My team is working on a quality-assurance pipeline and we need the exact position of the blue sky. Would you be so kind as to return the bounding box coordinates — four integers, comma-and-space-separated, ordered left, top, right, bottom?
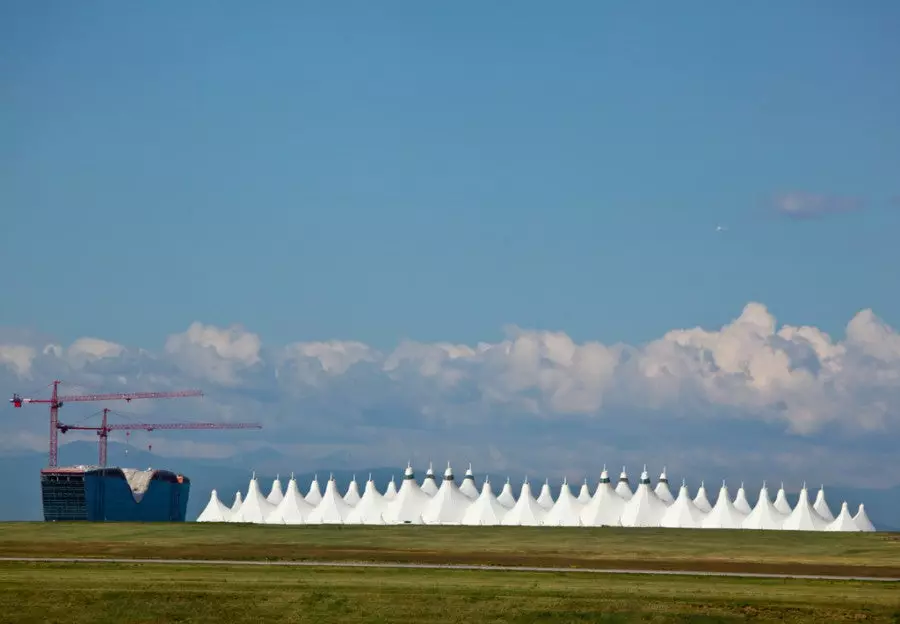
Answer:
2, 3, 900, 488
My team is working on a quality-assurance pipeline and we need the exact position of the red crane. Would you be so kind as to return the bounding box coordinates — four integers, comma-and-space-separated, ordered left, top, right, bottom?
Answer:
59, 408, 262, 467
10, 379, 204, 467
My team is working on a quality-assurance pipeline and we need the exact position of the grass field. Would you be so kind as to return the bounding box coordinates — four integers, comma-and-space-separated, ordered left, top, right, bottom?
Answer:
0, 561, 897, 624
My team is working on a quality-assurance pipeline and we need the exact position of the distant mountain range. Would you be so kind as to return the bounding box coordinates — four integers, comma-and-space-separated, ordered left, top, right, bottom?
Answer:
1, 442, 897, 530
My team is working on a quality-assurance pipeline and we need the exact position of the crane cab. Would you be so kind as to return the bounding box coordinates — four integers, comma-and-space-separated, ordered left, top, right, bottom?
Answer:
10, 394, 23, 408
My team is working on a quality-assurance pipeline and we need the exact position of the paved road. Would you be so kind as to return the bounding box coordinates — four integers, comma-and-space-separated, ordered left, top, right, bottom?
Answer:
1, 557, 897, 582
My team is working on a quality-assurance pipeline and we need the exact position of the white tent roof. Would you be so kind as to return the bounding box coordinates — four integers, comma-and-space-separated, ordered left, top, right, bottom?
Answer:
654, 468, 675, 506
459, 464, 479, 500
544, 479, 584, 527
197, 489, 231, 522
229, 474, 276, 524
496, 478, 516, 509
304, 476, 323, 506
693, 482, 712, 513
267, 475, 316, 525
620, 468, 667, 527
461, 478, 508, 526
382, 463, 430, 524
230, 491, 243, 515
421, 462, 439, 497
853, 503, 876, 532
813, 486, 834, 522
383, 477, 398, 501
345, 475, 388, 525
701, 483, 747, 529
343, 476, 362, 507
307, 476, 354, 524
536, 479, 555, 510
422, 463, 472, 525
741, 483, 785, 530
577, 479, 592, 504
773, 483, 792, 515
782, 485, 827, 531
732, 483, 752, 515
581, 467, 624, 527
825, 502, 862, 532
501, 479, 547, 526
659, 482, 705, 528
266, 476, 284, 506
615, 467, 633, 501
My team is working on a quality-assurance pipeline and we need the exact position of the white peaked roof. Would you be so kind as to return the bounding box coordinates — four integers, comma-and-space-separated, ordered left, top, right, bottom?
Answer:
421, 463, 439, 497
813, 486, 834, 522
536, 479, 555, 509
853, 504, 876, 532
693, 481, 712, 513
659, 481, 705, 528
615, 467, 633, 501
461, 478, 508, 526
230, 491, 243, 515
501, 479, 547, 526
701, 483, 747, 529
654, 468, 675, 506
825, 502, 862, 532
266, 476, 284, 506
581, 467, 624, 527
304, 476, 323, 506
496, 478, 516, 509
345, 475, 388, 525
382, 464, 430, 524
383, 477, 398, 501
197, 489, 231, 522
307, 476, 354, 524
732, 483, 752, 515
343, 476, 362, 507
773, 483, 792, 515
422, 464, 472, 525
267, 475, 316, 525
459, 464, 479, 500
620, 468, 667, 528
544, 478, 584, 527
741, 483, 785, 530
230, 474, 276, 523
782, 485, 827, 531
577, 479, 592, 504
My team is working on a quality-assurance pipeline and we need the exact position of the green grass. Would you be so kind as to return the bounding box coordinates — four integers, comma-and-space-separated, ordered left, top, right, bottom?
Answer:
1, 523, 899, 578
0, 562, 897, 624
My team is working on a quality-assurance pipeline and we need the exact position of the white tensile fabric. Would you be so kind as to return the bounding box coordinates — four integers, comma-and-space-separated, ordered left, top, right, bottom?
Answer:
383, 477, 398, 501
654, 468, 675, 506
459, 464, 480, 500
307, 476, 354, 524
382, 464, 430, 524
345, 475, 388, 525
741, 483, 786, 530
421, 463, 439, 497
659, 481, 705, 528
197, 489, 231, 522
701, 483, 747, 529
577, 479, 592, 504
461, 478, 508, 526
229, 475, 276, 523
230, 491, 243, 516
304, 476, 323, 506
496, 478, 517, 509
581, 468, 624, 527
693, 482, 713, 513
266, 476, 284, 506
773, 484, 792, 515
267, 476, 316, 525
615, 467, 633, 501
620, 468, 667, 528
853, 504, 876, 532
501, 479, 547, 526
782, 485, 827, 531
536, 479, 555, 510
813, 486, 834, 522
544, 479, 584, 527
825, 502, 862, 532
732, 483, 752, 515
343, 477, 362, 507
422, 464, 473, 525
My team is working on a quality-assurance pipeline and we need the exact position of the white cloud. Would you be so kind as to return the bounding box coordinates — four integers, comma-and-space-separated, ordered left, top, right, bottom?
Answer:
164, 322, 262, 385
0, 345, 37, 377
772, 192, 863, 219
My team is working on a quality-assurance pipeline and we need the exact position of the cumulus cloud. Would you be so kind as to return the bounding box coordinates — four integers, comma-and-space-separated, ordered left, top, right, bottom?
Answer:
772, 192, 864, 219
1, 303, 899, 485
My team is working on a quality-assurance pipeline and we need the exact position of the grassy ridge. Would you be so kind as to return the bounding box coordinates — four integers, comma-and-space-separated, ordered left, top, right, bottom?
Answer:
0, 562, 897, 624
0, 523, 898, 577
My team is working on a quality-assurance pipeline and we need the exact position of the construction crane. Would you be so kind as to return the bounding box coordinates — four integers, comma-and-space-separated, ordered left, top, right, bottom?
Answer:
10, 380, 204, 467
58, 408, 262, 467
